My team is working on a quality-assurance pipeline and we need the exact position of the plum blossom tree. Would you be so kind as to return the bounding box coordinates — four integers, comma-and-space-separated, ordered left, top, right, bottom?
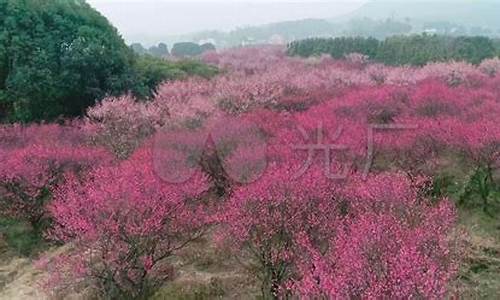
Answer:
218, 168, 458, 299
291, 202, 457, 298
40, 145, 211, 299
0, 124, 112, 229
479, 57, 500, 77
85, 95, 168, 159
217, 164, 339, 298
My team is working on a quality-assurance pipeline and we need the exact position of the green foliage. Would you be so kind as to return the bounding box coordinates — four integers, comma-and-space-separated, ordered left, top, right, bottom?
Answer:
130, 42, 147, 56
288, 34, 500, 66
0, 217, 46, 257
200, 43, 216, 53
458, 166, 500, 216
288, 36, 379, 59
131, 55, 184, 99
493, 38, 500, 56
451, 36, 497, 65
131, 42, 170, 58
132, 56, 218, 99
0, 0, 136, 122
174, 60, 219, 79
149, 43, 169, 57
171, 42, 203, 57
376, 35, 497, 66
430, 173, 458, 199
0, 1, 220, 122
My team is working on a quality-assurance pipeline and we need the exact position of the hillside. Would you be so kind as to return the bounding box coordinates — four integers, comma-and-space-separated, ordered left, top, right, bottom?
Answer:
340, 0, 500, 30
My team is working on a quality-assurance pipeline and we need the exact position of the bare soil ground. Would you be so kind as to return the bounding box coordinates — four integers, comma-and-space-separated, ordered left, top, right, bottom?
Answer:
0, 238, 47, 300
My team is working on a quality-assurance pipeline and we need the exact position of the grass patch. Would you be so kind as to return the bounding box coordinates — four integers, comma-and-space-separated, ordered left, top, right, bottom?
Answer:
420, 166, 500, 297
150, 278, 225, 300
454, 208, 500, 298
0, 217, 47, 257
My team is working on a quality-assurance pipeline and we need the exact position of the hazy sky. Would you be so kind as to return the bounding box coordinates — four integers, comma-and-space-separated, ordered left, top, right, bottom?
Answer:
87, 1, 368, 44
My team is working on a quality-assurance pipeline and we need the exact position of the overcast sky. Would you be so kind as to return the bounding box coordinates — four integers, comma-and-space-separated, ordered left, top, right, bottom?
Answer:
87, 1, 368, 44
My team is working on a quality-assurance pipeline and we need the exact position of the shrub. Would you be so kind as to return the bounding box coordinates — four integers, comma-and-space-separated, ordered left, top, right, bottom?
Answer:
152, 115, 267, 196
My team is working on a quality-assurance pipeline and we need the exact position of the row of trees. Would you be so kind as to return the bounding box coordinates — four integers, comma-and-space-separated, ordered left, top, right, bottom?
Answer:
171, 42, 216, 57
0, 0, 217, 122
131, 42, 169, 58
130, 41, 216, 58
288, 34, 500, 66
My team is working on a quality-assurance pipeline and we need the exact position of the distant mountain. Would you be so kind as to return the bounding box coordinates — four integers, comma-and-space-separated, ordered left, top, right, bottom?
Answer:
339, 0, 500, 30
185, 19, 338, 48
161, 17, 415, 48
235, 18, 336, 40
139, 1, 500, 49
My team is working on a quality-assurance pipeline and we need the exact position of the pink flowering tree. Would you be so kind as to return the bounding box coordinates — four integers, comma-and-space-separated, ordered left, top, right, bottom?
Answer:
344, 52, 370, 68
479, 57, 500, 77
218, 166, 458, 299
152, 114, 268, 197
217, 164, 341, 299
444, 120, 500, 213
0, 124, 112, 230
292, 204, 457, 298
290, 173, 458, 298
85, 95, 168, 159
40, 145, 211, 299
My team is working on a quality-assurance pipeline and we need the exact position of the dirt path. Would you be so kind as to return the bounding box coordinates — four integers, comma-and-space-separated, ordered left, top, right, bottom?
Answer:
0, 240, 47, 300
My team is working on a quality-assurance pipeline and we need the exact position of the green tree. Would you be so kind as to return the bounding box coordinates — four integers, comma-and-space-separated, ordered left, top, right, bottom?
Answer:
148, 42, 169, 58
0, 0, 136, 122
452, 36, 496, 65
130, 42, 147, 55
200, 43, 216, 53
171, 42, 203, 57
